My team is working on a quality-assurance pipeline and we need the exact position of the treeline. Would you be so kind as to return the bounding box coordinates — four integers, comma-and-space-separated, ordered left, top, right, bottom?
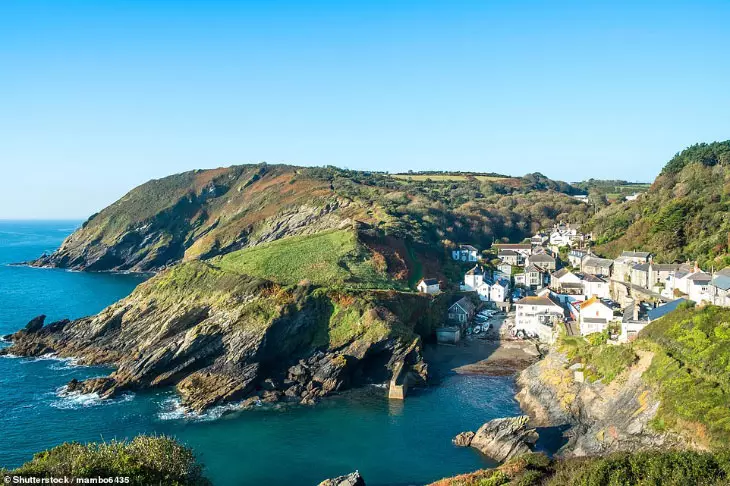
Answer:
302, 166, 591, 249
587, 140, 730, 268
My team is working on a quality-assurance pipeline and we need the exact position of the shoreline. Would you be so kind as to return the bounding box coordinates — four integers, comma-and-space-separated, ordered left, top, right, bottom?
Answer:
6, 261, 156, 277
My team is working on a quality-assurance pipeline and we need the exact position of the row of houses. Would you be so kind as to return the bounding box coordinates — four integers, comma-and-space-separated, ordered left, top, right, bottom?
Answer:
513, 286, 688, 344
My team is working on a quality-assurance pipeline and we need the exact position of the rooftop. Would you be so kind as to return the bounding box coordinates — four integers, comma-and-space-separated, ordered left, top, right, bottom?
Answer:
516, 295, 561, 307
495, 243, 531, 250
621, 251, 652, 259
420, 278, 439, 286
647, 298, 688, 321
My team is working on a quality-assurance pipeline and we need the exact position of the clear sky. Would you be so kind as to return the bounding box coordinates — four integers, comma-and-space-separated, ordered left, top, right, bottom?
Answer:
2, 1, 729, 219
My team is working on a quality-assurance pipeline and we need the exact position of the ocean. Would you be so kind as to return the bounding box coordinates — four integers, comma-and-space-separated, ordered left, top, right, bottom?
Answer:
0, 221, 522, 486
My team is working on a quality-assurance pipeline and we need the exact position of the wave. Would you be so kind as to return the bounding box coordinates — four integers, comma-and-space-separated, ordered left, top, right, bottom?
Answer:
50, 386, 135, 410
157, 397, 251, 422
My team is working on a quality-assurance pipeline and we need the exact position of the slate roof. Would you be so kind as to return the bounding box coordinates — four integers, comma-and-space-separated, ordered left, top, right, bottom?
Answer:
420, 278, 439, 286
498, 249, 519, 256
459, 244, 478, 251
465, 265, 484, 276
583, 256, 613, 268
687, 272, 711, 283
530, 253, 555, 263
449, 296, 476, 314
581, 274, 606, 283
632, 263, 650, 272
712, 274, 730, 291
647, 298, 688, 321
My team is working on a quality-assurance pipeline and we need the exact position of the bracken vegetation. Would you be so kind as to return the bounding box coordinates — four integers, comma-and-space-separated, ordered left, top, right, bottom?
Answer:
430, 450, 730, 486
0, 436, 210, 486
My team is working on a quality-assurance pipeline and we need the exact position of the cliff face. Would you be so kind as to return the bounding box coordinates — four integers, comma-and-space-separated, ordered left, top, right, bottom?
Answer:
516, 350, 687, 457
2, 261, 438, 412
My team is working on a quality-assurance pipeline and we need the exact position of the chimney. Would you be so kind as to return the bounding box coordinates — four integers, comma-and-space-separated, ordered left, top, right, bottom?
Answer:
633, 300, 640, 321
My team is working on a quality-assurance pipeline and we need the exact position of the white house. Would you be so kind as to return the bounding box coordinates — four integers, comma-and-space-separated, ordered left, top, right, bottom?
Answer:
578, 297, 615, 336
463, 265, 486, 291
498, 249, 523, 266
496, 262, 513, 277
475, 281, 492, 301
550, 268, 583, 293
416, 278, 440, 294
531, 233, 548, 246
490, 278, 510, 302
452, 245, 479, 262
668, 269, 711, 303
514, 295, 564, 343
581, 274, 610, 300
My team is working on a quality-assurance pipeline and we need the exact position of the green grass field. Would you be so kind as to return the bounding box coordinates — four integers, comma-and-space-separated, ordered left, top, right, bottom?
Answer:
391, 174, 509, 182
214, 229, 403, 289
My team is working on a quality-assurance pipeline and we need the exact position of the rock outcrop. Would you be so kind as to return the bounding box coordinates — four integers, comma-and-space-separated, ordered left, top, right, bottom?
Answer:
0, 261, 433, 413
453, 415, 538, 462
516, 349, 685, 457
318, 471, 366, 486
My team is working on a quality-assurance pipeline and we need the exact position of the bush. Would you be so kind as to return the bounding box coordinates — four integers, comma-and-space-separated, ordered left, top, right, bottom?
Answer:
0, 436, 210, 486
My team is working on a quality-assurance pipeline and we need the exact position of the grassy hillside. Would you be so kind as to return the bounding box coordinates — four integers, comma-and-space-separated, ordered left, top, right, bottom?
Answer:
430, 451, 730, 486
587, 141, 730, 267
35, 164, 591, 272
639, 305, 730, 449
214, 228, 405, 290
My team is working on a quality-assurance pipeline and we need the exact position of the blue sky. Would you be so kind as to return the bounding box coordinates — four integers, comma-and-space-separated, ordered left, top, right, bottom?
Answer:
1, 1, 729, 219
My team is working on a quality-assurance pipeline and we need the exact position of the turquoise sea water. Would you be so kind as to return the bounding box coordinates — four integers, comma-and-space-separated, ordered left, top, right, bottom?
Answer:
0, 221, 522, 486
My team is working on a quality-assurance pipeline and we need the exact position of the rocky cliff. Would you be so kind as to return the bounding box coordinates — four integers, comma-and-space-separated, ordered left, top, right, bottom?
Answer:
1, 260, 439, 412
516, 349, 686, 457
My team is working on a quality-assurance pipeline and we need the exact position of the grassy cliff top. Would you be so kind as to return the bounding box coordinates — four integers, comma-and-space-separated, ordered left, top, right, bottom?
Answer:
213, 228, 406, 290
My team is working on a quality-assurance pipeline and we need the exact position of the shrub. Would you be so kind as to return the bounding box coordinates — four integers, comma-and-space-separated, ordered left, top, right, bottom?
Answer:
0, 436, 210, 486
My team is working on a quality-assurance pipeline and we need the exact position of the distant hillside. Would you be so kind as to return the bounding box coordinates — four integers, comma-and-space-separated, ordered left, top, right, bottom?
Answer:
31, 164, 590, 272
586, 141, 730, 267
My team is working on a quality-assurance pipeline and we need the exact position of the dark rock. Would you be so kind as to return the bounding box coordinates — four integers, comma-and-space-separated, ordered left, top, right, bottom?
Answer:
318, 471, 365, 486
23, 315, 46, 334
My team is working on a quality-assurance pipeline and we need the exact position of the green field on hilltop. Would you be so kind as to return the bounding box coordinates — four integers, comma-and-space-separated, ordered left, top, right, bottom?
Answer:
214, 229, 404, 290
391, 173, 508, 182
